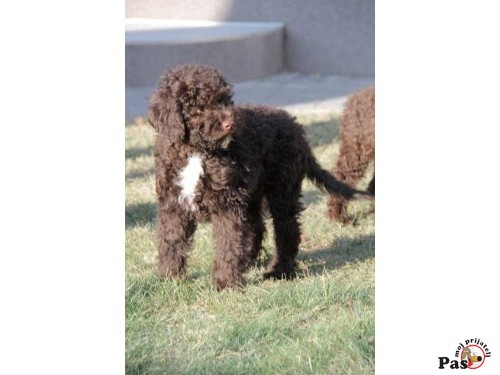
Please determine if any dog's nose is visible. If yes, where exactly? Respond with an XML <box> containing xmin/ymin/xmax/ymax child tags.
<box><xmin>476</xmin><ymin>356</ymin><xmax>482</xmax><ymax>361</ymax></box>
<box><xmin>221</xmin><ymin>119</ymin><xmax>232</xmax><ymax>132</ymax></box>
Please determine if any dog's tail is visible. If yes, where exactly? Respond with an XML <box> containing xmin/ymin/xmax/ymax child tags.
<box><xmin>306</xmin><ymin>157</ymin><xmax>373</xmax><ymax>200</ymax></box>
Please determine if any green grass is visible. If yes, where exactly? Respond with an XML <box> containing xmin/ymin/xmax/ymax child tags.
<box><xmin>125</xmin><ymin>113</ymin><xmax>375</xmax><ymax>375</ymax></box>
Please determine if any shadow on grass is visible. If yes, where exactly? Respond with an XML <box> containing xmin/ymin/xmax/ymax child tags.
<box><xmin>126</xmin><ymin>147</ymin><xmax>152</xmax><ymax>160</ymax></box>
<box><xmin>126</xmin><ymin>358</ymin><xmax>187</xmax><ymax>375</ymax></box>
<box><xmin>126</xmin><ymin>168</ymin><xmax>154</xmax><ymax>181</ymax></box>
<box><xmin>299</xmin><ymin>234</ymin><xmax>374</xmax><ymax>276</ymax></box>
<box><xmin>301</xmin><ymin>190</ymin><xmax>323</xmax><ymax>206</ymax></box>
<box><xmin>126</xmin><ymin>202</ymin><xmax>156</xmax><ymax>228</ymax></box>
<box><xmin>303</xmin><ymin>118</ymin><xmax>340</xmax><ymax>148</ymax></box>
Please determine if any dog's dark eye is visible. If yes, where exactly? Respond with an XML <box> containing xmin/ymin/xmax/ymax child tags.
<box><xmin>217</xmin><ymin>97</ymin><xmax>225</xmax><ymax>104</ymax></box>
<box><xmin>217</xmin><ymin>96</ymin><xmax>232</xmax><ymax>106</ymax></box>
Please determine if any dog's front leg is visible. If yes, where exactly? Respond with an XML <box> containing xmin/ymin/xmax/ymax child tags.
<box><xmin>211</xmin><ymin>208</ymin><xmax>255</xmax><ymax>291</ymax></box>
<box><xmin>156</xmin><ymin>203</ymin><xmax>196</xmax><ymax>280</ymax></box>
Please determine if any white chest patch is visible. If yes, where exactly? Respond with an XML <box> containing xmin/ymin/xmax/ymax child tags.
<box><xmin>177</xmin><ymin>154</ymin><xmax>204</xmax><ymax>209</ymax></box>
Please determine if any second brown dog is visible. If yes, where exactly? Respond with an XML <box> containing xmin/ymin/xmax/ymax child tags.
<box><xmin>327</xmin><ymin>86</ymin><xmax>375</xmax><ymax>223</ymax></box>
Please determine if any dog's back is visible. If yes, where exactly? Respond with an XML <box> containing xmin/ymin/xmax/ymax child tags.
<box><xmin>231</xmin><ymin>105</ymin><xmax>368</xmax><ymax>199</ymax></box>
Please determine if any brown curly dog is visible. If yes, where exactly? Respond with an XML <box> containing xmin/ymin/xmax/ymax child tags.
<box><xmin>327</xmin><ymin>86</ymin><xmax>375</xmax><ymax>223</ymax></box>
<box><xmin>148</xmin><ymin>64</ymin><xmax>371</xmax><ymax>290</ymax></box>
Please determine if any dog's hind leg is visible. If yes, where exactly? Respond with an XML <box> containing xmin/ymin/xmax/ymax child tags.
<box><xmin>327</xmin><ymin>138</ymin><xmax>373</xmax><ymax>223</ymax></box>
<box><xmin>264</xmin><ymin>182</ymin><xmax>303</xmax><ymax>280</ymax></box>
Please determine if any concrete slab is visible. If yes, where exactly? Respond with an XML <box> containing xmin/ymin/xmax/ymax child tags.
<box><xmin>125</xmin><ymin>72</ymin><xmax>374</xmax><ymax>120</ymax></box>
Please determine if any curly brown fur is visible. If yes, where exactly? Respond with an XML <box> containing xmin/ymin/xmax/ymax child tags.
<box><xmin>327</xmin><ymin>86</ymin><xmax>375</xmax><ymax>223</ymax></box>
<box><xmin>149</xmin><ymin>64</ymin><xmax>370</xmax><ymax>290</ymax></box>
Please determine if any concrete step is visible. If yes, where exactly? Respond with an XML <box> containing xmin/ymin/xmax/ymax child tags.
<box><xmin>126</xmin><ymin>18</ymin><xmax>284</xmax><ymax>87</ymax></box>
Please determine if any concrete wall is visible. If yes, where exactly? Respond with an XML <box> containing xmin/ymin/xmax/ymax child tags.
<box><xmin>125</xmin><ymin>0</ymin><xmax>374</xmax><ymax>77</ymax></box>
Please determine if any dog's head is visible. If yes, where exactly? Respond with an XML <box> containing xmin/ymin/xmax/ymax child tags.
<box><xmin>148</xmin><ymin>64</ymin><xmax>237</xmax><ymax>152</ymax></box>
<box><xmin>461</xmin><ymin>347</ymin><xmax>483</xmax><ymax>363</ymax></box>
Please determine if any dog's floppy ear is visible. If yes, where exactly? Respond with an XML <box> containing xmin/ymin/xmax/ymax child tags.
<box><xmin>461</xmin><ymin>348</ymin><xmax>470</xmax><ymax>360</ymax></box>
<box><xmin>148</xmin><ymin>83</ymin><xmax>187</xmax><ymax>142</ymax></box>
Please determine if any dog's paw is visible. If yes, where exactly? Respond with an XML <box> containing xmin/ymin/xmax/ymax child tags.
<box><xmin>213</xmin><ymin>276</ymin><xmax>246</xmax><ymax>291</ymax></box>
<box><xmin>263</xmin><ymin>265</ymin><xmax>297</xmax><ymax>280</ymax></box>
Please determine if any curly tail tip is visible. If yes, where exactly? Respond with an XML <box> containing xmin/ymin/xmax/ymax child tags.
<box><xmin>306</xmin><ymin>158</ymin><xmax>372</xmax><ymax>199</ymax></box>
